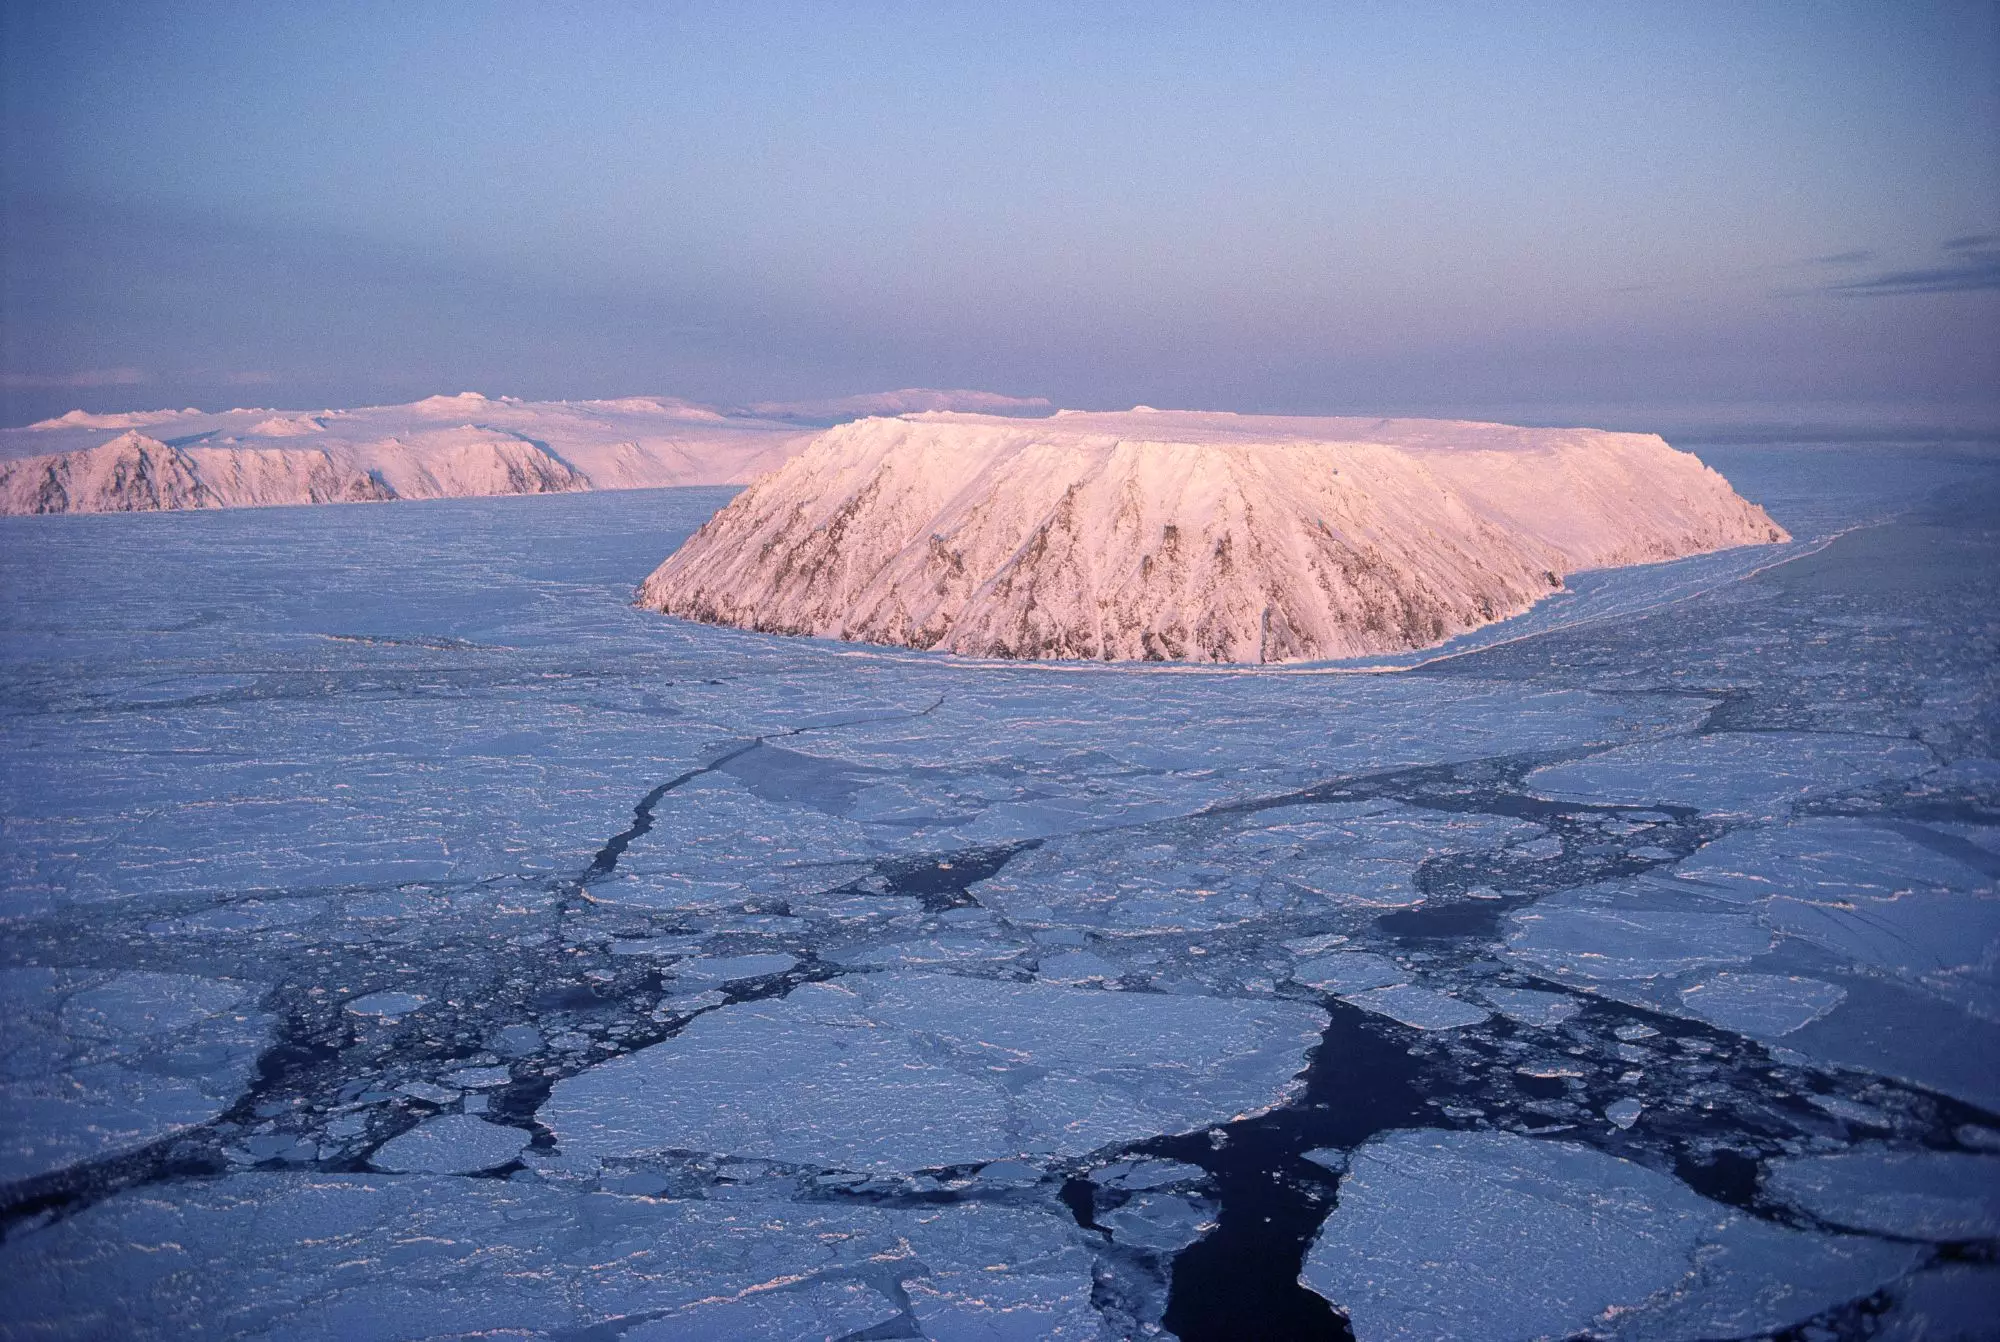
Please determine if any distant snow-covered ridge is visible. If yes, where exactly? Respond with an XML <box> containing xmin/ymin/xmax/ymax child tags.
<box><xmin>636</xmin><ymin>410</ymin><xmax>1791</xmax><ymax>664</ymax></box>
<box><xmin>0</xmin><ymin>392</ymin><xmax>819</xmax><ymax>515</ymax></box>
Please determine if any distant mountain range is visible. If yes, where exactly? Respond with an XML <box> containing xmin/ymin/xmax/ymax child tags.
<box><xmin>0</xmin><ymin>390</ymin><xmax>1046</xmax><ymax>515</ymax></box>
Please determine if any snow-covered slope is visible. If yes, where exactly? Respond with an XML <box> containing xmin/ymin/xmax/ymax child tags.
<box><xmin>0</xmin><ymin>392</ymin><xmax>814</xmax><ymax>515</ymax></box>
<box><xmin>0</xmin><ymin>433</ymin><xmax>395</xmax><ymax>513</ymax></box>
<box><xmin>636</xmin><ymin>410</ymin><xmax>1790</xmax><ymax>663</ymax></box>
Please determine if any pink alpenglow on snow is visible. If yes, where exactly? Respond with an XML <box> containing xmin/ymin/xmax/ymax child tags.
<box><xmin>0</xmin><ymin>392</ymin><xmax>813</xmax><ymax>515</ymax></box>
<box><xmin>636</xmin><ymin>410</ymin><xmax>1791</xmax><ymax>664</ymax></box>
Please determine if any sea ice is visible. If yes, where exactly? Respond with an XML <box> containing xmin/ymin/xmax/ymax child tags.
<box><xmin>0</xmin><ymin>1172</ymin><xmax>1094</xmax><ymax>1341</ymax></box>
<box><xmin>1301</xmin><ymin>1128</ymin><xmax>1919</xmax><ymax>1342</ymax></box>
<box><xmin>1676</xmin><ymin>818</ymin><xmax>1996</xmax><ymax>904</ymax></box>
<box><xmin>1872</xmin><ymin>1264</ymin><xmax>2000</xmax><ymax>1342</ymax></box>
<box><xmin>1291</xmin><ymin>951</ymin><xmax>1407</xmax><ymax>993</ymax></box>
<box><xmin>0</xmin><ymin>968</ymin><xmax>271</xmax><ymax>1184</ymax></box>
<box><xmin>977</xmin><ymin>800</ymin><xmax>1538</xmax><ymax>936</ymax></box>
<box><xmin>1035</xmin><ymin>949</ymin><xmax>1126</xmax><ymax>984</ymax></box>
<box><xmin>343</xmin><ymin>990</ymin><xmax>428</xmax><ymax>1017</ymax></box>
<box><xmin>1477</xmin><ymin>985</ymin><xmax>1582</xmax><ymax>1027</ymax></box>
<box><xmin>1505</xmin><ymin>882</ymin><xmax>1772</xmax><ymax>981</ymax></box>
<box><xmin>543</xmin><ymin>971</ymin><xmax>1326</xmax><ymax>1171</ymax></box>
<box><xmin>1763</xmin><ymin>1148</ymin><xmax>2000</xmax><ymax>1241</ymax></box>
<box><xmin>1676</xmin><ymin>971</ymin><xmax>1846</xmax><ymax>1037</ymax></box>
<box><xmin>367</xmin><ymin>1114</ymin><xmax>530</xmax><ymax>1174</ymax></box>
<box><xmin>1526</xmin><ymin>732</ymin><xmax>1933</xmax><ymax>818</ymax></box>
<box><xmin>1340</xmin><ymin>984</ymin><xmax>1492</xmax><ymax>1030</ymax></box>
<box><xmin>666</xmin><ymin>953</ymin><xmax>798</xmax><ymax>984</ymax></box>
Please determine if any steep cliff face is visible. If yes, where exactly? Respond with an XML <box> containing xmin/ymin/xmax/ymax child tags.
<box><xmin>0</xmin><ymin>392</ymin><xmax>816</xmax><ymax>515</ymax></box>
<box><xmin>0</xmin><ymin>433</ymin><xmax>396</xmax><ymax>514</ymax></box>
<box><xmin>0</xmin><ymin>428</ymin><xmax>591</xmax><ymax>514</ymax></box>
<box><xmin>636</xmin><ymin>411</ymin><xmax>1791</xmax><ymax>664</ymax></box>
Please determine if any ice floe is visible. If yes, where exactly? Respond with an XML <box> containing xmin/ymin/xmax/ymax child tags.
<box><xmin>544</xmin><ymin>971</ymin><xmax>1326</xmax><ymax>1171</ymax></box>
<box><xmin>367</xmin><ymin>1114</ymin><xmax>529</xmax><ymax>1174</ymax></box>
<box><xmin>1763</xmin><ymin>1147</ymin><xmax>2000</xmax><ymax>1241</ymax></box>
<box><xmin>1676</xmin><ymin>970</ymin><xmax>1846</xmax><ymax>1036</ymax></box>
<box><xmin>1505</xmin><ymin>882</ymin><xmax>1772</xmax><ymax>982</ymax></box>
<box><xmin>1527</xmin><ymin>732</ymin><xmax>1933</xmax><ymax>818</ymax></box>
<box><xmin>0</xmin><ymin>969</ymin><xmax>270</xmax><ymax>1184</ymax></box>
<box><xmin>1340</xmin><ymin>984</ymin><xmax>1491</xmax><ymax>1030</ymax></box>
<box><xmin>0</xmin><ymin>1172</ymin><xmax>1095</xmax><ymax>1341</ymax></box>
<box><xmin>1302</xmin><ymin>1128</ymin><xmax>1920</xmax><ymax>1342</ymax></box>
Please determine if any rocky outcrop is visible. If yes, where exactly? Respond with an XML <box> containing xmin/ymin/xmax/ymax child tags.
<box><xmin>636</xmin><ymin>411</ymin><xmax>1791</xmax><ymax>664</ymax></box>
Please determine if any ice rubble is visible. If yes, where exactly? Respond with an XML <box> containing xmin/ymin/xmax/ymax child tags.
<box><xmin>1302</xmin><ymin>1129</ymin><xmax>1919</xmax><ymax>1342</ymax></box>
<box><xmin>0</xmin><ymin>969</ymin><xmax>270</xmax><ymax>1184</ymax></box>
<box><xmin>0</xmin><ymin>391</ymin><xmax>814</xmax><ymax>514</ymax></box>
<box><xmin>0</xmin><ymin>1172</ymin><xmax>1100</xmax><ymax>1341</ymax></box>
<box><xmin>637</xmin><ymin>411</ymin><xmax>1787</xmax><ymax>662</ymax></box>
<box><xmin>544</xmin><ymin>971</ymin><xmax>1327</xmax><ymax>1171</ymax></box>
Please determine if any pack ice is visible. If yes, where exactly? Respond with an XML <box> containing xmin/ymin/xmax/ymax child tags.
<box><xmin>637</xmin><ymin>410</ymin><xmax>1788</xmax><ymax>662</ymax></box>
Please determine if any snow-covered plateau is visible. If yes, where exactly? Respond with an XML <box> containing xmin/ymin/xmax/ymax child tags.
<box><xmin>0</xmin><ymin>391</ymin><xmax>819</xmax><ymax>514</ymax></box>
<box><xmin>639</xmin><ymin>410</ymin><xmax>1789</xmax><ymax>663</ymax></box>
<box><xmin>0</xmin><ymin>432</ymin><xmax>1995</xmax><ymax>1341</ymax></box>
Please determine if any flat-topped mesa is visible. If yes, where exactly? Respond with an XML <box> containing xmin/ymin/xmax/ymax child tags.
<box><xmin>636</xmin><ymin>410</ymin><xmax>1790</xmax><ymax>664</ymax></box>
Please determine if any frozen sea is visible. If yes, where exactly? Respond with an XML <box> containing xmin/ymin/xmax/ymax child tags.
<box><xmin>1</xmin><ymin>437</ymin><xmax>1996</xmax><ymax>1340</ymax></box>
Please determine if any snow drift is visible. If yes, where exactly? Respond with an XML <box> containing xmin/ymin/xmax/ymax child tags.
<box><xmin>636</xmin><ymin>410</ymin><xmax>1790</xmax><ymax>663</ymax></box>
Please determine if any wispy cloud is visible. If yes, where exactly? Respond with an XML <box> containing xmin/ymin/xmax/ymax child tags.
<box><xmin>744</xmin><ymin>388</ymin><xmax>1054</xmax><ymax>421</ymax></box>
<box><xmin>1807</xmin><ymin>249</ymin><xmax>1875</xmax><ymax>266</ymax></box>
<box><xmin>1827</xmin><ymin>238</ymin><xmax>2000</xmax><ymax>296</ymax></box>
<box><xmin>0</xmin><ymin>367</ymin><xmax>150</xmax><ymax>388</ymax></box>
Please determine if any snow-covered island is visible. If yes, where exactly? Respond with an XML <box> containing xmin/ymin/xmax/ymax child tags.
<box><xmin>0</xmin><ymin>389</ymin><xmax>1055</xmax><ymax>515</ymax></box>
<box><xmin>637</xmin><ymin>409</ymin><xmax>1790</xmax><ymax>663</ymax></box>
<box><xmin>0</xmin><ymin>393</ymin><xmax>817</xmax><ymax>514</ymax></box>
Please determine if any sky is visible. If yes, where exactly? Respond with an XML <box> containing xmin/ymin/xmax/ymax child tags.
<box><xmin>2</xmin><ymin>1</ymin><xmax>1996</xmax><ymax>429</ymax></box>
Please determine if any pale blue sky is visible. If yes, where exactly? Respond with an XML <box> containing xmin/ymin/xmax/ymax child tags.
<box><xmin>3</xmin><ymin>1</ymin><xmax>1995</xmax><ymax>426</ymax></box>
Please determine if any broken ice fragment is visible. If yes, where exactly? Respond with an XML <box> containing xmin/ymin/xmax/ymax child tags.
<box><xmin>1606</xmin><ymin>1098</ymin><xmax>1644</xmax><ymax>1129</ymax></box>
<box><xmin>1036</xmin><ymin>950</ymin><xmax>1124</xmax><ymax>984</ymax></box>
<box><xmin>1091</xmin><ymin>1158</ymin><xmax>1208</xmax><ymax>1190</ymax></box>
<box><xmin>1292</xmin><ymin>952</ymin><xmax>1406</xmax><ymax>993</ymax></box>
<box><xmin>1505</xmin><ymin>885</ymin><xmax>1772</xmax><ymax>981</ymax></box>
<box><xmin>370</xmin><ymin>1114</ymin><xmax>529</xmax><ymax>1174</ymax></box>
<box><xmin>1677</xmin><ymin>971</ymin><xmax>1846</xmax><ymax>1038</ymax></box>
<box><xmin>1340</xmin><ymin>984</ymin><xmax>1491</xmax><ymax>1030</ymax></box>
<box><xmin>397</xmin><ymin>1081</ymin><xmax>459</xmax><ymax>1105</ymax></box>
<box><xmin>489</xmin><ymin>1023</ymin><xmax>542</xmax><ymax>1056</ymax></box>
<box><xmin>345</xmin><ymin>990</ymin><xmax>428</xmax><ymax>1018</ymax></box>
<box><xmin>1301</xmin><ymin>1128</ymin><xmax>1919</xmax><ymax>1342</ymax></box>
<box><xmin>667</xmin><ymin>953</ymin><xmax>797</xmax><ymax>984</ymax></box>
<box><xmin>544</xmin><ymin>971</ymin><xmax>1326</xmax><ymax>1172</ymax></box>
<box><xmin>1478</xmin><ymin>986</ymin><xmax>1581</xmax><ymax>1027</ymax></box>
